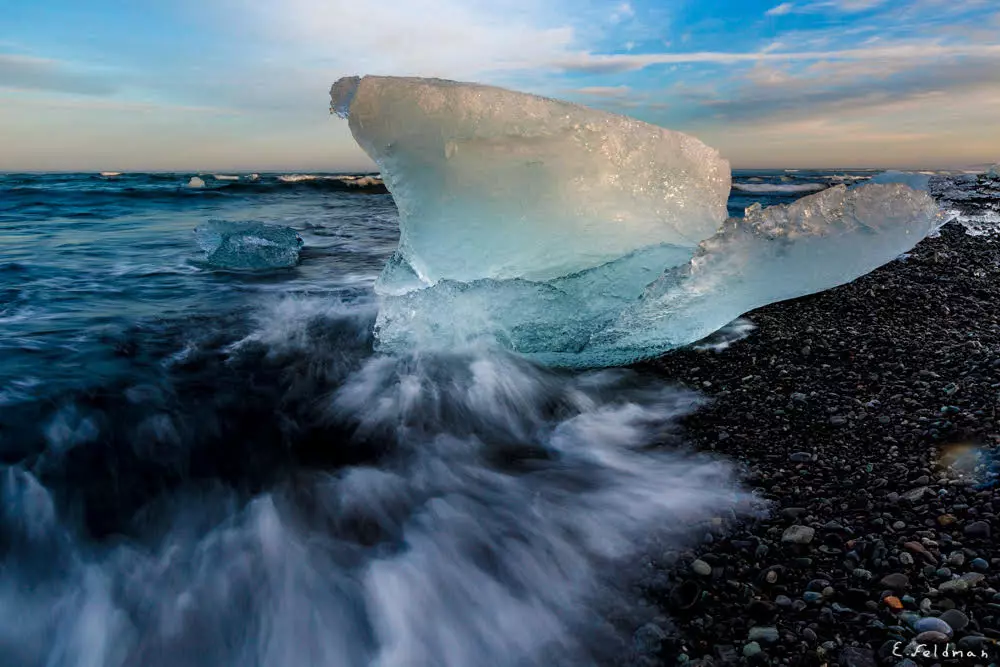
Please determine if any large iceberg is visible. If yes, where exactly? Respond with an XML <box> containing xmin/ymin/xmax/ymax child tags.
<box><xmin>331</xmin><ymin>76</ymin><xmax>945</xmax><ymax>367</ymax></box>
<box><xmin>331</xmin><ymin>76</ymin><xmax>729</xmax><ymax>284</ymax></box>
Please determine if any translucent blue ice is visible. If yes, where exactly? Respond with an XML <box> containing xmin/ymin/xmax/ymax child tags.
<box><xmin>868</xmin><ymin>170</ymin><xmax>932</xmax><ymax>192</ymax></box>
<box><xmin>332</xmin><ymin>76</ymin><xmax>946</xmax><ymax>367</ymax></box>
<box><xmin>194</xmin><ymin>221</ymin><xmax>303</xmax><ymax>270</ymax></box>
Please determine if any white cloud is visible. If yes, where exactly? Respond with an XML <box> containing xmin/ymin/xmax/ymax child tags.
<box><xmin>766</xmin><ymin>3</ymin><xmax>795</xmax><ymax>16</ymax></box>
<box><xmin>228</xmin><ymin>0</ymin><xmax>578</xmax><ymax>80</ymax></box>
<box><xmin>572</xmin><ymin>85</ymin><xmax>632</xmax><ymax>97</ymax></box>
<box><xmin>0</xmin><ymin>91</ymin><xmax>238</xmax><ymax>115</ymax></box>
<box><xmin>0</xmin><ymin>54</ymin><xmax>117</xmax><ymax>95</ymax></box>
<box><xmin>694</xmin><ymin>82</ymin><xmax>1000</xmax><ymax>168</ymax></box>
<box><xmin>823</xmin><ymin>0</ymin><xmax>888</xmax><ymax>10</ymax></box>
<box><xmin>553</xmin><ymin>42</ymin><xmax>1000</xmax><ymax>73</ymax></box>
<box><xmin>779</xmin><ymin>0</ymin><xmax>887</xmax><ymax>12</ymax></box>
<box><xmin>0</xmin><ymin>91</ymin><xmax>371</xmax><ymax>172</ymax></box>
<box><xmin>610</xmin><ymin>2</ymin><xmax>635</xmax><ymax>23</ymax></box>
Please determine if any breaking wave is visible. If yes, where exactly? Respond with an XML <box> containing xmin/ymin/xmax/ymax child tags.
<box><xmin>930</xmin><ymin>171</ymin><xmax>1000</xmax><ymax>235</ymax></box>
<box><xmin>0</xmin><ymin>299</ymin><xmax>753</xmax><ymax>667</ymax></box>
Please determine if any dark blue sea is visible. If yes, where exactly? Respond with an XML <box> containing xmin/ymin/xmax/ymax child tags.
<box><xmin>0</xmin><ymin>168</ymin><xmax>880</xmax><ymax>401</ymax></box>
<box><xmin>0</xmin><ymin>168</ymin><xmax>917</xmax><ymax>666</ymax></box>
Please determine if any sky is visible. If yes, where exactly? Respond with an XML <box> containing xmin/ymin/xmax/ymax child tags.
<box><xmin>1</xmin><ymin>0</ymin><xmax>998</xmax><ymax>171</ymax></box>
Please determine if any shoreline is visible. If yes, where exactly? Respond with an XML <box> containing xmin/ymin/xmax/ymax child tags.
<box><xmin>631</xmin><ymin>221</ymin><xmax>1000</xmax><ymax>665</ymax></box>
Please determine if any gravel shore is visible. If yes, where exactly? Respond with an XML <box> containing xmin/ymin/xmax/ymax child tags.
<box><xmin>633</xmin><ymin>221</ymin><xmax>1000</xmax><ymax>666</ymax></box>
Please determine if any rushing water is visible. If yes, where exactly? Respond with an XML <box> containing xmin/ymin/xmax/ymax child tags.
<box><xmin>0</xmin><ymin>168</ymin><xmax>921</xmax><ymax>666</ymax></box>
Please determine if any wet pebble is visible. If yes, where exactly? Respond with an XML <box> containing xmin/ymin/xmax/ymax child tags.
<box><xmin>782</xmin><ymin>525</ymin><xmax>815</xmax><ymax>544</ymax></box>
<box><xmin>913</xmin><ymin>616</ymin><xmax>953</xmax><ymax>637</ymax></box>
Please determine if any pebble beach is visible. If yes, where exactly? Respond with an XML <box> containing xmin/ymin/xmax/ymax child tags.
<box><xmin>629</xmin><ymin>220</ymin><xmax>1000</xmax><ymax>666</ymax></box>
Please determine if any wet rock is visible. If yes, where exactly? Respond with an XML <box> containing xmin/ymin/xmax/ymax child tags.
<box><xmin>903</xmin><ymin>542</ymin><xmax>937</xmax><ymax>564</ymax></box>
<box><xmin>714</xmin><ymin>645</ymin><xmax>737</xmax><ymax>663</ymax></box>
<box><xmin>938</xmin><ymin>609</ymin><xmax>969</xmax><ymax>632</ymax></box>
<box><xmin>838</xmin><ymin>646</ymin><xmax>876</xmax><ymax>667</ymax></box>
<box><xmin>691</xmin><ymin>559</ymin><xmax>712</xmax><ymax>576</ymax></box>
<box><xmin>964</xmin><ymin>521</ymin><xmax>991</xmax><ymax>538</ymax></box>
<box><xmin>782</xmin><ymin>525</ymin><xmax>815</xmax><ymax>544</ymax></box>
<box><xmin>748</xmin><ymin>626</ymin><xmax>779</xmax><ymax>643</ymax></box>
<box><xmin>634</xmin><ymin>223</ymin><xmax>1000</xmax><ymax>667</ymax></box>
<box><xmin>902</xmin><ymin>487</ymin><xmax>929</xmax><ymax>502</ymax></box>
<box><xmin>956</xmin><ymin>635</ymin><xmax>988</xmax><ymax>653</ymax></box>
<box><xmin>938</xmin><ymin>579</ymin><xmax>970</xmax><ymax>594</ymax></box>
<box><xmin>884</xmin><ymin>596</ymin><xmax>903</xmax><ymax>610</ymax></box>
<box><xmin>880</xmin><ymin>573</ymin><xmax>909</xmax><ymax>591</ymax></box>
<box><xmin>960</xmin><ymin>572</ymin><xmax>985</xmax><ymax>586</ymax></box>
<box><xmin>913</xmin><ymin>616</ymin><xmax>953</xmax><ymax>637</ymax></box>
<box><xmin>914</xmin><ymin>630</ymin><xmax>950</xmax><ymax>643</ymax></box>
<box><xmin>632</xmin><ymin>623</ymin><xmax>668</xmax><ymax>654</ymax></box>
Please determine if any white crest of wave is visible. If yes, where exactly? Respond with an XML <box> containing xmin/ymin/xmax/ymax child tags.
<box><xmin>227</xmin><ymin>295</ymin><xmax>377</xmax><ymax>354</ymax></box>
<box><xmin>952</xmin><ymin>210</ymin><xmax>1000</xmax><ymax>235</ymax></box>
<box><xmin>0</xmin><ymin>344</ymin><xmax>755</xmax><ymax>667</ymax></box>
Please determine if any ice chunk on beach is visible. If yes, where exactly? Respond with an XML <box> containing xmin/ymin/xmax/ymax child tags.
<box><xmin>331</xmin><ymin>76</ymin><xmax>945</xmax><ymax>367</ymax></box>
<box><xmin>194</xmin><ymin>221</ymin><xmax>303</xmax><ymax>270</ymax></box>
<box><xmin>188</xmin><ymin>176</ymin><xmax>205</xmax><ymax>188</ymax></box>
<box><xmin>331</xmin><ymin>75</ymin><xmax>730</xmax><ymax>284</ymax></box>
<box><xmin>586</xmin><ymin>183</ymin><xmax>944</xmax><ymax>364</ymax></box>
<box><xmin>869</xmin><ymin>170</ymin><xmax>932</xmax><ymax>192</ymax></box>
<box><xmin>373</xmin><ymin>184</ymin><xmax>942</xmax><ymax>366</ymax></box>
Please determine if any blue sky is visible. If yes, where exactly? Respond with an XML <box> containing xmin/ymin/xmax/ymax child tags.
<box><xmin>1</xmin><ymin>0</ymin><xmax>998</xmax><ymax>170</ymax></box>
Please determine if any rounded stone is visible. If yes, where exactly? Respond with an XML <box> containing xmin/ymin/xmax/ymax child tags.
<box><xmin>938</xmin><ymin>609</ymin><xmax>969</xmax><ymax>632</ymax></box>
<box><xmin>964</xmin><ymin>521</ymin><xmax>991</xmax><ymax>538</ymax></box>
<box><xmin>880</xmin><ymin>573</ymin><xmax>909</xmax><ymax>591</ymax></box>
<box><xmin>914</xmin><ymin>630</ymin><xmax>950</xmax><ymax>643</ymax></box>
<box><xmin>632</xmin><ymin>623</ymin><xmax>668</xmax><ymax>654</ymax></box>
<box><xmin>782</xmin><ymin>525</ymin><xmax>816</xmax><ymax>544</ymax></box>
<box><xmin>748</xmin><ymin>626</ymin><xmax>779</xmax><ymax>643</ymax></box>
<box><xmin>691</xmin><ymin>559</ymin><xmax>712</xmax><ymax>576</ymax></box>
<box><xmin>912</xmin><ymin>616</ymin><xmax>953</xmax><ymax>637</ymax></box>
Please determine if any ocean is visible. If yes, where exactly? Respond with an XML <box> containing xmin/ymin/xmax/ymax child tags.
<box><xmin>0</xmin><ymin>169</ymin><xmax>895</xmax><ymax>407</ymax></box>
<box><xmin>0</xmin><ymin>168</ymin><xmax>988</xmax><ymax>666</ymax></box>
